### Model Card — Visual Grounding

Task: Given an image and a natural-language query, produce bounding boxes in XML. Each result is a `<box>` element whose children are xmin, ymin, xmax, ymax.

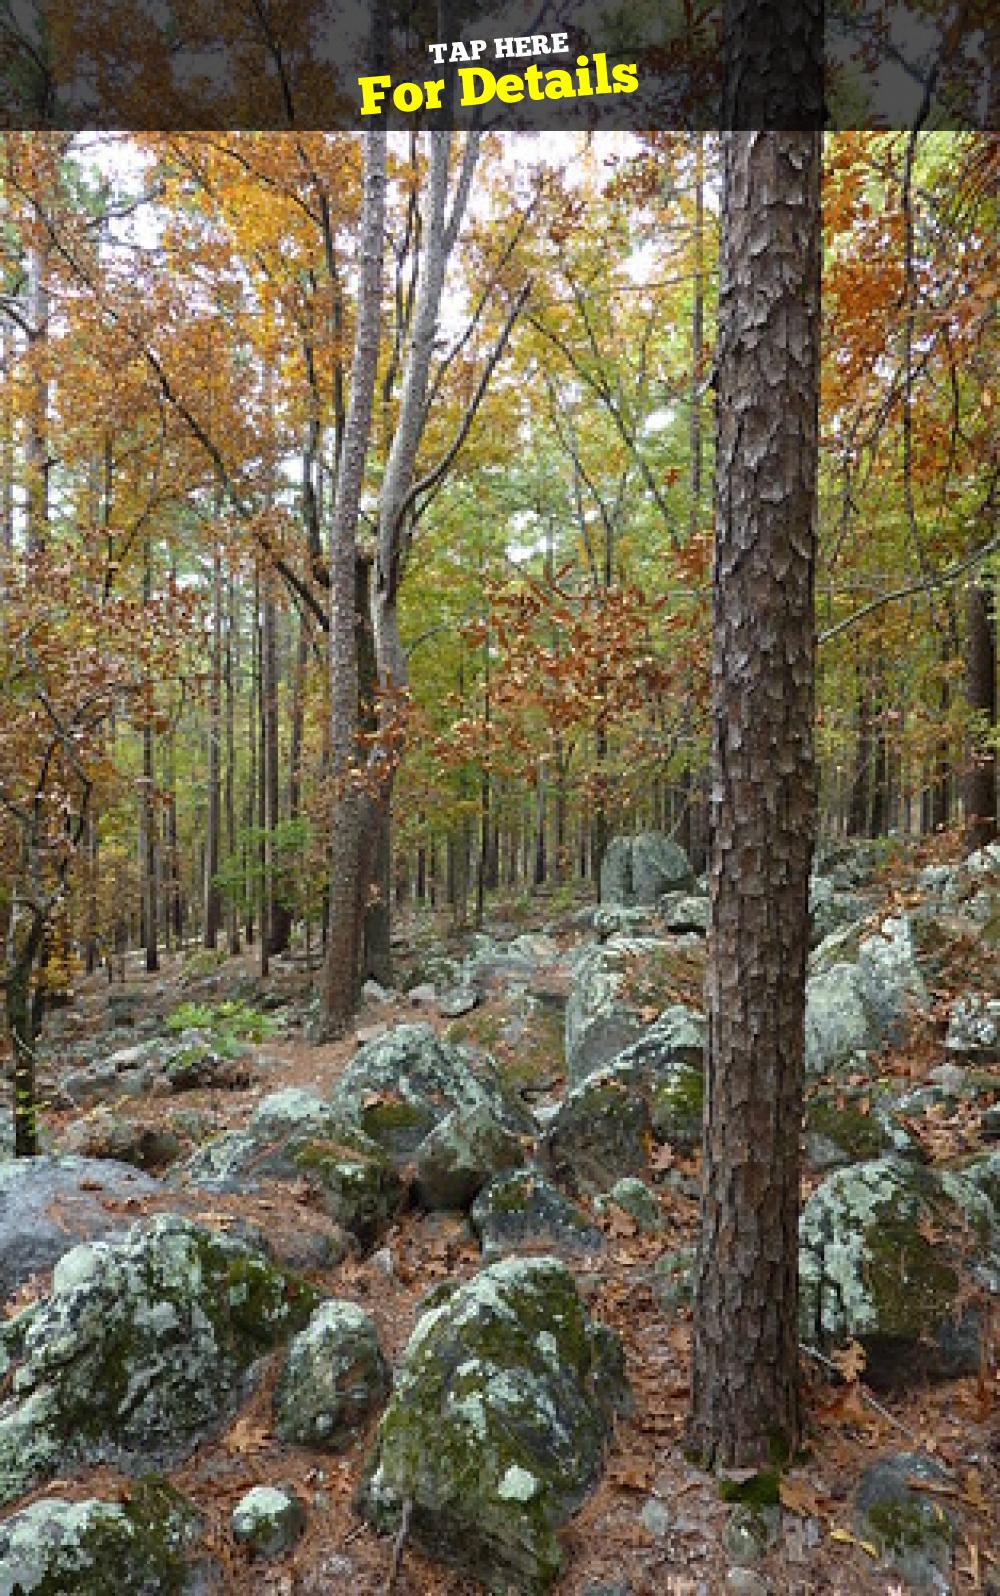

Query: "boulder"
<box><xmin>945</xmin><ymin>993</ymin><xmax>1000</xmax><ymax>1059</ymax></box>
<box><xmin>0</xmin><ymin>1214</ymin><xmax>323</xmax><ymax>1503</ymax></box>
<box><xmin>853</xmin><ymin>1453</ymin><xmax>955</xmax><ymax>1591</ymax></box>
<box><xmin>562</xmin><ymin>1006</ymin><xmax>705</xmax><ymax>1153</ymax></box>
<box><xmin>0</xmin><ymin>1481</ymin><xmax>210</xmax><ymax>1594</ymax></box>
<box><xmin>231</xmin><ymin>1486</ymin><xmax>305</xmax><ymax>1558</ymax></box>
<box><xmin>805</xmin><ymin>915</ymin><xmax>928</xmax><ymax>1077</ymax></box>
<box><xmin>804</xmin><ymin>1087</ymin><xmax>921</xmax><ymax>1173</ymax></box>
<box><xmin>799</xmin><ymin>1156</ymin><xmax>998</xmax><ymax>1386</ymax></box>
<box><xmin>274</xmin><ymin>1300</ymin><xmax>390</xmax><ymax>1450</ymax></box>
<box><xmin>178</xmin><ymin>1120</ymin><xmax>403</xmax><ymax>1252</ymax></box>
<box><xmin>659</xmin><ymin>893</ymin><xmax>709</xmax><ymax>935</ymax></box>
<box><xmin>808</xmin><ymin>876</ymin><xmax>865</xmax><ymax>947</ymax></box>
<box><xmin>595</xmin><ymin>1177</ymin><xmax>662</xmax><ymax>1234</ymax></box>
<box><xmin>357</xmin><ymin>1254</ymin><xmax>629</xmax><ymax>1591</ymax></box>
<box><xmin>59</xmin><ymin>1110</ymin><xmax>183</xmax><ymax>1173</ymax></box>
<box><xmin>471</xmin><ymin>1170</ymin><xmax>603</xmax><ymax>1262</ymax></box>
<box><xmin>332</xmin><ymin>1024</ymin><xmax>531</xmax><ymax>1166</ymax></box>
<box><xmin>565</xmin><ymin>937</ymin><xmax>672</xmax><ymax>1084</ymax></box>
<box><xmin>0</xmin><ymin>1156</ymin><xmax>160</xmax><ymax>1308</ymax></box>
<box><xmin>539</xmin><ymin>1072</ymin><xmax>651</xmax><ymax>1196</ymax></box>
<box><xmin>414</xmin><ymin>1103</ymin><xmax>529</xmax><ymax>1211</ymax></box>
<box><xmin>600</xmin><ymin>832</ymin><xmax>694</xmax><ymax>906</ymax></box>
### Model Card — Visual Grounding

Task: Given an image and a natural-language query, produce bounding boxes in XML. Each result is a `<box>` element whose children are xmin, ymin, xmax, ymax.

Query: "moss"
<box><xmin>5</xmin><ymin>1479</ymin><xmax>204</xmax><ymax>1595</ymax></box>
<box><xmin>859</xmin><ymin>1213</ymin><xmax>959</xmax><ymax>1337</ymax></box>
<box><xmin>649</xmin><ymin>1066</ymin><xmax>704</xmax><ymax>1148</ymax></box>
<box><xmin>718</xmin><ymin>1469</ymin><xmax>781</xmax><ymax>1507</ymax></box>
<box><xmin>864</xmin><ymin>1499</ymin><xmax>951</xmax><ymax>1553</ymax></box>
<box><xmin>806</xmin><ymin>1099</ymin><xmax>891</xmax><ymax>1162</ymax></box>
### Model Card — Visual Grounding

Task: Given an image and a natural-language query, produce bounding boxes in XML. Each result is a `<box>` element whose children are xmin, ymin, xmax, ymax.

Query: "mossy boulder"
<box><xmin>648</xmin><ymin>1063</ymin><xmax>704</xmax><ymax>1150</ymax></box>
<box><xmin>177</xmin><ymin>1115</ymin><xmax>403</xmax><ymax>1252</ymax></box>
<box><xmin>805</xmin><ymin>915</ymin><xmax>928</xmax><ymax>1077</ymax></box>
<box><xmin>332</xmin><ymin>1024</ymin><xmax>532</xmax><ymax>1167</ymax></box>
<box><xmin>853</xmin><ymin>1454</ymin><xmax>955</xmax><ymax>1590</ymax></box>
<box><xmin>565</xmin><ymin>937</ymin><xmax>671</xmax><ymax>1084</ymax></box>
<box><xmin>471</xmin><ymin>1171</ymin><xmax>603</xmax><ymax>1263</ymax></box>
<box><xmin>799</xmin><ymin>1156</ymin><xmax>998</xmax><ymax>1386</ymax></box>
<box><xmin>231</xmin><ymin>1486</ymin><xmax>305</xmax><ymax>1558</ymax></box>
<box><xmin>274</xmin><ymin>1300</ymin><xmax>390</xmax><ymax>1450</ymax></box>
<box><xmin>414</xmin><ymin>1103</ymin><xmax>529</xmax><ymax>1211</ymax></box>
<box><xmin>595</xmin><ymin>1178</ymin><xmax>661</xmax><ymax>1234</ymax></box>
<box><xmin>538</xmin><ymin>1073</ymin><xmax>651</xmax><ymax>1196</ymax></box>
<box><xmin>0</xmin><ymin>1480</ymin><xmax>210</xmax><ymax>1594</ymax></box>
<box><xmin>356</xmin><ymin>1255</ymin><xmax>630</xmax><ymax>1592</ymax></box>
<box><xmin>0</xmin><ymin>1215</ymin><xmax>323</xmax><ymax>1504</ymax></box>
<box><xmin>804</xmin><ymin>1088</ymin><xmax>920</xmax><ymax>1173</ymax></box>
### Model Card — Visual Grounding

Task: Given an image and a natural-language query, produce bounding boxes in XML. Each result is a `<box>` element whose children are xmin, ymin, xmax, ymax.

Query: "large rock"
<box><xmin>853</xmin><ymin>1454</ymin><xmax>955</xmax><ymax>1591</ymax></box>
<box><xmin>332</xmin><ymin>1024</ymin><xmax>532</xmax><ymax>1165</ymax></box>
<box><xmin>356</xmin><ymin>1255</ymin><xmax>629</xmax><ymax>1591</ymax></box>
<box><xmin>471</xmin><ymin>1170</ymin><xmax>604</xmax><ymax>1262</ymax></box>
<box><xmin>803</xmin><ymin>1086</ymin><xmax>920</xmax><ymax>1173</ymax></box>
<box><xmin>178</xmin><ymin>1117</ymin><xmax>403</xmax><ymax>1252</ymax></box>
<box><xmin>0</xmin><ymin>1481</ymin><xmax>211</xmax><ymax>1594</ymax></box>
<box><xmin>0</xmin><ymin>1214</ymin><xmax>323</xmax><ymax>1504</ymax></box>
<box><xmin>0</xmin><ymin>1156</ymin><xmax>160</xmax><ymax>1308</ymax></box>
<box><xmin>600</xmin><ymin>832</ymin><xmax>694</xmax><ymax>906</ymax></box>
<box><xmin>805</xmin><ymin>915</ymin><xmax>928</xmax><ymax>1077</ymax></box>
<box><xmin>539</xmin><ymin>1072</ymin><xmax>651</xmax><ymax>1196</ymax></box>
<box><xmin>563</xmin><ymin>1005</ymin><xmax>706</xmax><ymax>1153</ymax></box>
<box><xmin>565</xmin><ymin>937</ymin><xmax>673</xmax><ymax>1084</ymax></box>
<box><xmin>274</xmin><ymin>1300</ymin><xmax>390</xmax><ymax>1450</ymax></box>
<box><xmin>799</xmin><ymin>1156</ymin><xmax>998</xmax><ymax>1386</ymax></box>
<box><xmin>414</xmin><ymin>1103</ymin><xmax>529</xmax><ymax>1211</ymax></box>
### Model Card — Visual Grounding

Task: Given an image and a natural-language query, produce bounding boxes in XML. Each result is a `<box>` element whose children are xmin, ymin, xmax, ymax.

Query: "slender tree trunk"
<box><xmin>226</xmin><ymin>568</ymin><xmax>241</xmax><ymax>953</ymax></box>
<box><xmin>26</xmin><ymin>240</ymin><xmax>49</xmax><ymax>558</ymax></box>
<box><xmin>690</xmin><ymin>124</ymin><xmax>821</xmax><ymax>1468</ymax></box>
<box><xmin>965</xmin><ymin>572</ymin><xmax>997</xmax><ymax>849</ymax></box>
<box><xmin>9</xmin><ymin>906</ymin><xmax>45</xmax><ymax>1157</ymax></box>
<box><xmin>321</xmin><ymin>131</ymin><xmax>387</xmax><ymax>1034</ymax></box>
<box><xmin>142</xmin><ymin>540</ymin><xmax>158</xmax><ymax>974</ymax></box>
<box><xmin>204</xmin><ymin>537</ymin><xmax>223</xmax><ymax>947</ymax></box>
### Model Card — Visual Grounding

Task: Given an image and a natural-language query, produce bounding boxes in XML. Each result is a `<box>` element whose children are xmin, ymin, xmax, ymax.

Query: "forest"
<box><xmin>0</xmin><ymin>125</ymin><xmax>997</xmax><ymax>1593</ymax></box>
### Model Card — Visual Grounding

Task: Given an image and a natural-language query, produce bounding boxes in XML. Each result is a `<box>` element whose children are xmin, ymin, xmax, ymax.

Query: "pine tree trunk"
<box><xmin>689</xmin><ymin>127</ymin><xmax>821</xmax><ymax>1469</ymax></box>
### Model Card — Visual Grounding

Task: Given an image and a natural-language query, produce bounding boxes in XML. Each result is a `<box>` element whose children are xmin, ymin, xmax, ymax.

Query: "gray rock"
<box><xmin>799</xmin><ymin>1156</ymin><xmax>998</xmax><ymax>1386</ymax></box>
<box><xmin>59</xmin><ymin>1110</ymin><xmax>183</xmax><ymax>1172</ymax></box>
<box><xmin>566</xmin><ymin>936</ymin><xmax>684</xmax><ymax>1084</ymax></box>
<box><xmin>806</xmin><ymin>914</ymin><xmax>928</xmax><ymax>1077</ymax></box>
<box><xmin>0</xmin><ymin>1156</ymin><xmax>160</xmax><ymax>1308</ymax></box>
<box><xmin>332</xmin><ymin>1024</ymin><xmax>531</xmax><ymax>1167</ymax></box>
<box><xmin>722</xmin><ymin>1505</ymin><xmax>780</xmax><ymax>1563</ymax></box>
<box><xmin>274</xmin><ymin>1300</ymin><xmax>389</xmax><ymax>1450</ymax></box>
<box><xmin>414</xmin><ymin>1102</ymin><xmax>528</xmax><ymax>1211</ymax></box>
<box><xmin>248</xmin><ymin>1088</ymin><xmax>342</xmax><ymax>1141</ymax></box>
<box><xmin>0</xmin><ymin>1481</ymin><xmax>210</xmax><ymax>1594</ymax></box>
<box><xmin>177</xmin><ymin>1118</ymin><xmax>403</xmax><ymax>1252</ymax></box>
<box><xmin>356</xmin><ymin>1254</ymin><xmax>629</xmax><ymax>1591</ymax></box>
<box><xmin>406</xmin><ymin>982</ymin><xmax>438</xmax><ymax>1005</ymax></box>
<box><xmin>437</xmin><ymin>987</ymin><xmax>480</xmax><ymax>1018</ymax></box>
<box><xmin>539</xmin><ymin>1072</ymin><xmax>651</xmax><ymax>1195</ymax></box>
<box><xmin>726</xmin><ymin>1571</ymin><xmax>770</xmax><ymax>1595</ymax></box>
<box><xmin>853</xmin><ymin>1453</ymin><xmax>955</xmax><ymax>1591</ymax></box>
<box><xmin>0</xmin><ymin>1214</ymin><xmax>323</xmax><ymax>1503</ymax></box>
<box><xmin>659</xmin><ymin>893</ymin><xmax>709</xmax><ymax>934</ymax></box>
<box><xmin>598</xmin><ymin>1177</ymin><xmax>662</xmax><ymax>1233</ymax></box>
<box><xmin>804</xmin><ymin>1086</ymin><xmax>920</xmax><ymax>1173</ymax></box>
<box><xmin>231</xmin><ymin>1486</ymin><xmax>305</xmax><ymax>1558</ymax></box>
<box><xmin>601</xmin><ymin>832</ymin><xmax>694</xmax><ymax>906</ymax></box>
<box><xmin>471</xmin><ymin>1170</ymin><xmax>604</xmax><ymax>1262</ymax></box>
<box><xmin>945</xmin><ymin>993</ymin><xmax>1000</xmax><ymax>1058</ymax></box>
<box><xmin>809</xmin><ymin>875</ymin><xmax>865</xmax><ymax>947</ymax></box>
<box><xmin>640</xmin><ymin>1496</ymin><xmax>671</xmax><ymax>1538</ymax></box>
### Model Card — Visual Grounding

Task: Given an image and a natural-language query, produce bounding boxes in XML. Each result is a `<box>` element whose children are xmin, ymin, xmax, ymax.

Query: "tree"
<box><xmin>688</xmin><ymin>115</ymin><xmax>823</xmax><ymax>1462</ymax></box>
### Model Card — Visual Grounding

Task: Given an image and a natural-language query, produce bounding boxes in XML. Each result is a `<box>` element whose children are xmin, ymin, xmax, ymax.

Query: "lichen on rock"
<box><xmin>356</xmin><ymin>1254</ymin><xmax>629</xmax><ymax>1592</ymax></box>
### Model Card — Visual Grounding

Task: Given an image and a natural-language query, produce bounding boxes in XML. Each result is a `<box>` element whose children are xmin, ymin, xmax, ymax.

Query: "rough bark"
<box><xmin>203</xmin><ymin>537</ymin><xmax>223</xmax><ymax>948</ymax></box>
<box><xmin>689</xmin><ymin>128</ymin><xmax>821</xmax><ymax>1468</ymax></box>
<box><xmin>964</xmin><ymin>572</ymin><xmax>997</xmax><ymax>849</ymax></box>
<box><xmin>320</xmin><ymin>130</ymin><xmax>387</xmax><ymax>1034</ymax></box>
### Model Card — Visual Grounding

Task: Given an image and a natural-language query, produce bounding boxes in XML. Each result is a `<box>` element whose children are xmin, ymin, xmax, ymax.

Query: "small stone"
<box><xmin>640</xmin><ymin>1496</ymin><xmax>671</xmax><ymax>1539</ymax></box>
<box><xmin>371</xmin><ymin>1246</ymin><xmax>394</xmax><ymax>1280</ymax></box>
<box><xmin>407</xmin><ymin>982</ymin><xmax>437</xmax><ymax>1005</ymax></box>
<box><xmin>437</xmin><ymin>987</ymin><xmax>479</xmax><ymax>1018</ymax></box>
<box><xmin>722</xmin><ymin>1504</ymin><xmax>780</xmax><ymax>1563</ymax></box>
<box><xmin>726</xmin><ymin>1570</ymin><xmax>769</xmax><ymax>1595</ymax></box>
<box><xmin>362</xmin><ymin>979</ymin><xmax>389</xmax><ymax>1003</ymax></box>
<box><xmin>231</xmin><ymin>1485</ymin><xmax>305</xmax><ymax>1558</ymax></box>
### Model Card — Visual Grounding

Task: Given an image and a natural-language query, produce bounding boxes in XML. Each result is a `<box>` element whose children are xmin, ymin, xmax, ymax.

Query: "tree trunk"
<box><xmin>204</xmin><ymin>538</ymin><xmax>223</xmax><ymax>947</ymax></box>
<box><xmin>8</xmin><ymin>906</ymin><xmax>45</xmax><ymax>1156</ymax></box>
<box><xmin>689</xmin><ymin>126</ymin><xmax>821</xmax><ymax>1469</ymax></box>
<box><xmin>321</xmin><ymin>131</ymin><xmax>387</xmax><ymax>1034</ymax></box>
<box><xmin>142</xmin><ymin>541</ymin><xmax>158</xmax><ymax>974</ymax></box>
<box><xmin>964</xmin><ymin>572</ymin><xmax>997</xmax><ymax>850</ymax></box>
<box><xmin>226</xmin><ymin>567</ymin><xmax>241</xmax><ymax>954</ymax></box>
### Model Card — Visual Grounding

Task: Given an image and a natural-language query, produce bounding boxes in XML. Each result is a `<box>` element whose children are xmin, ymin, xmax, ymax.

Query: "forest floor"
<box><xmin>3</xmin><ymin>871</ymin><xmax>999</xmax><ymax>1595</ymax></box>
